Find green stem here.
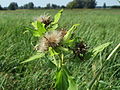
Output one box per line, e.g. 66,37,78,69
106,43,120,60
53,55,58,67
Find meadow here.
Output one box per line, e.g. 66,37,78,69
0,9,120,90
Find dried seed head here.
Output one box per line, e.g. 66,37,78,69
35,30,67,52
36,14,52,26
59,28,67,37
73,41,88,60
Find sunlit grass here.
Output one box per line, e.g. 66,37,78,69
0,9,120,89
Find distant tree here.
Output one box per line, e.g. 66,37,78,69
67,1,77,9
74,0,85,8
61,5,66,8
3,7,8,10
57,5,60,8
8,2,18,10
38,6,41,9
22,2,34,9
51,4,60,9
86,0,96,8
28,2,34,9
67,0,96,9
19,6,24,9
51,4,57,9
0,5,3,10
117,0,120,3
23,4,28,9
103,3,106,8
46,3,51,9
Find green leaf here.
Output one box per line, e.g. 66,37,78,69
55,66,78,90
68,76,78,90
46,59,57,69
63,24,79,42
32,21,38,30
58,47,69,52
92,42,112,57
55,68,69,90
65,39,75,47
49,47,58,56
48,47,59,67
51,9,63,25
32,30,42,37
21,53,45,64
84,51,93,60
99,80,109,85
31,21,46,37
48,24,58,31
62,65,78,90
37,21,46,34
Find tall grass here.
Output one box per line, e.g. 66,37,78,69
0,9,120,89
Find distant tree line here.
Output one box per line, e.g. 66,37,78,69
0,1,120,10
45,3,65,9
0,2,65,10
111,5,120,8
66,0,97,9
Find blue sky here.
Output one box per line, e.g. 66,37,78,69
0,0,119,7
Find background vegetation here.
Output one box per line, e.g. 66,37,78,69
0,9,120,89
0,0,120,10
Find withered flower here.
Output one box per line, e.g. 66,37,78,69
73,41,88,60
35,30,67,52
36,14,52,27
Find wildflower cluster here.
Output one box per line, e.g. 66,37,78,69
21,9,114,90
22,9,88,90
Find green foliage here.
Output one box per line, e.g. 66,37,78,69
68,76,78,90
21,53,45,64
55,67,78,90
88,43,120,90
28,2,34,9
55,68,69,90
47,9,63,31
49,47,58,57
51,9,63,25
0,5,3,10
28,9,63,37
103,3,107,8
63,24,79,43
8,2,18,10
92,42,112,57
48,24,58,31
66,1,77,9
117,0,120,3
67,0,96,9
0,9,120,90
31,21,46,37
22,9,79,90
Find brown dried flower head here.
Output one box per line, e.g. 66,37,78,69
36,14,52,26
73,41,88,60
35,30,67,52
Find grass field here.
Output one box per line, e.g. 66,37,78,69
0,9,120,90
